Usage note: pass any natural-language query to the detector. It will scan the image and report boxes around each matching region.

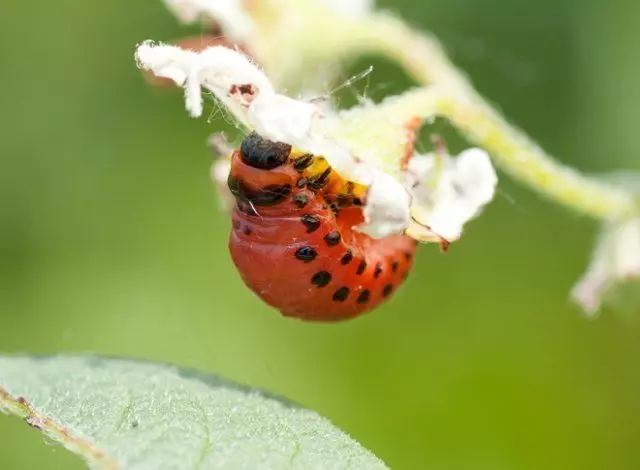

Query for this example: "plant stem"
[355,14,638,221]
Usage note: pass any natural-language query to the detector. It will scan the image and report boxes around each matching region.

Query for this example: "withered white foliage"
[135,42,497,242]
[572,218,640,315]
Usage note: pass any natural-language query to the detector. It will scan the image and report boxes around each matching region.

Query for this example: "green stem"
[354,13,638,220]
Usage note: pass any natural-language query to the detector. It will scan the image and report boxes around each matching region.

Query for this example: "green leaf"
[0,356,387,470]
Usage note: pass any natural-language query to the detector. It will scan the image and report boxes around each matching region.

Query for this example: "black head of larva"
[240,132,292,170]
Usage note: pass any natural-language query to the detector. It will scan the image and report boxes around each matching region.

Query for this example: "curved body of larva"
[228,133,418,321]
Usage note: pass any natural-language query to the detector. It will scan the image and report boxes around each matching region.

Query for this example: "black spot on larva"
[236,201,258,216]
[391,260,399,273]
[382,284,393,297]
[228,177,241,196]
[356,290,370,304]
[329,203,341,216]
[240,132,291,170]
[295,246,317,262]
[374,262,383,278]
[307,167,332,191]
[293,153,313,171]
[356,260,367,275]
[353,197,363,206]
[228,177,291,206]
[336,194,354,207]
[300,214,321,233]
[249,184,291,206]
[296,178,308,188]
[243,225,252,236]
[404,252,413,261]
[292,193,308,208]
[324,231,341,246]
[340,250,353,265]
[333,287,350,302]
[232,220,241,229]
[311,271,331,287]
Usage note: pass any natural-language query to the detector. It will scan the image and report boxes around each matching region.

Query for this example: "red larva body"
[228,133,418,321]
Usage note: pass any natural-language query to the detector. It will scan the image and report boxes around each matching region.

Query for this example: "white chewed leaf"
[406,148,497,242]
[164,0,254,41]
[247,93,317,144]
[572,217,640,316]
[135,41,273,120]
[135,42,319,150]
[359,169,412,238]
[0,355,387,470]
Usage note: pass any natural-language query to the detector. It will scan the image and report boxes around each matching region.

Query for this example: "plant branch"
[352,13,638,220]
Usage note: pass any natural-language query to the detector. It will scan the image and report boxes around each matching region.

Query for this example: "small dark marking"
[391,260,399,272]
[404,252,413,261]
[228,177,291,206]
[340,250,353,265]
[232,220,241,229]
[25,417,42,430]
[296,178,308,188]
[307,167,332,191]
[131,420,140,429]
[293,154,313,171]
[230,83,257,96]
[382,284,393,297]
[336,194,352,206]
[374,262,383,278]
[324,231,341,246]
[292,193,308,208]
[243,225,252,236]
[346,181,355,194]
[356,290,370,304]
[356,260,367,275]
[311,271,331,287]
[246,184,291,206]
[300,214,321,233]
[333,287,350,302]
[237,201,258,216]
[295,246,317,262]
[353,197,363,206]
[451,181,465,196]
[329,203,341,216]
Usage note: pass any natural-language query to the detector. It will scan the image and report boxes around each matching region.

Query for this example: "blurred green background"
[2,0,640,468]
